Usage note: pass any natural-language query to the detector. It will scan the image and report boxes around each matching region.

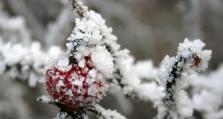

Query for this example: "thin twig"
[162,56,186,119]
[70,0,88,17]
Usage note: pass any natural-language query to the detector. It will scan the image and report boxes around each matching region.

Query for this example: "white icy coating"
[53,7,165,118]
[54,112,68,119]
[157,39,212,119]
[114,51,163,102]
[44,53,107,109]
[0,5,63,87]
[37,95,52,104]
[65,9,164,103]
[91,46,114,78]
[0,39,62,87]
[190,64,223,96]
[134,60,158,80]
[95,104,126,119]
[158,55,178,82]
[176,90,193,118]
[66,10,116,79]
[0,0,219,118]
[65,9,161,103]
[192,90,222,112]
[56,55,71,71]
[189,64,223,119]
[177,38,212,71]
[159,39,212,82]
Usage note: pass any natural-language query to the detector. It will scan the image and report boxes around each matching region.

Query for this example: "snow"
[54,112,68,119]
[28,1,218,118]
[37,95,52,104]
[72,79,83,87]
[177,38,212,71]
[156,39,212,119]
[91,46,114,78]
[134,60,158,80]
[65,10,118,81]
[56,55,70,71]
[0,39,62,87]
[188,64,223,118]
[192,90,222,112]
[95,104,126,119]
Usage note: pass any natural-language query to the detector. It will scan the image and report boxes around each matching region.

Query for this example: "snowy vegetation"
[0,0,222,119]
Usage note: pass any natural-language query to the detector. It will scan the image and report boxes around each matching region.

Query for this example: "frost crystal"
[37,95,52,104]
[189,64,223,119]
[177,38,212,71]
[45,56,107,112]
[157,39,212,119]
[54,112,68,119]
[66,10,117,79]
[64,8,162,103]
[0,39,62,87]
[95,104,126,119]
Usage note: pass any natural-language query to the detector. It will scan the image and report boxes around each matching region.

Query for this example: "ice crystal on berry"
[45,55,106,112]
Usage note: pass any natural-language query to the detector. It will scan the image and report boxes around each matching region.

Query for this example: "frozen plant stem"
[38,96,126,119]
[158,39,212,119]
[39,0,129,118]
[71,0,88,17]
[163,57,186,119]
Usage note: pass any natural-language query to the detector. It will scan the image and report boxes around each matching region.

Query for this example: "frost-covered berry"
[45,56,106,112]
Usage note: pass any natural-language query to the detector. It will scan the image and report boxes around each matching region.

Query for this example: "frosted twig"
[37,95,54,104]
[70,0,88,17]
[54,112,69,119]
[0,39,62,87]
[189,64,223,118]
[157,39,212,119]
[88,104,126,119]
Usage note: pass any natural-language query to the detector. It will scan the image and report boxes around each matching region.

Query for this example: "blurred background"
[0,0,222,118]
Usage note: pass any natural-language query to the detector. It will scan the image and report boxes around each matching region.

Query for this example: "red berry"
[45,56,106,112]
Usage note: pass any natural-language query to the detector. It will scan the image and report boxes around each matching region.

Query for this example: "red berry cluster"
[45,56,106,112]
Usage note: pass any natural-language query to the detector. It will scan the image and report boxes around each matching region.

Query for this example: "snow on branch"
[0,39,62,87]
[0,0,220,119]
[93,104,126,119]
[111,53,163,102]
[37,95,126,119]
[71,0,88,17]
[156,39,212,119]
[64,0,164,104]
[39,0,215,119]
[40,1,123,118]
[40,0,160,118]
[189,64,223,119]
[66,1,163,103]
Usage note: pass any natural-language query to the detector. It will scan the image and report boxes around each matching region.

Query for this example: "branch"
[157,39,212,119]
[0,39,62,87]
[70,0,88,17]
[88,104,126,119]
